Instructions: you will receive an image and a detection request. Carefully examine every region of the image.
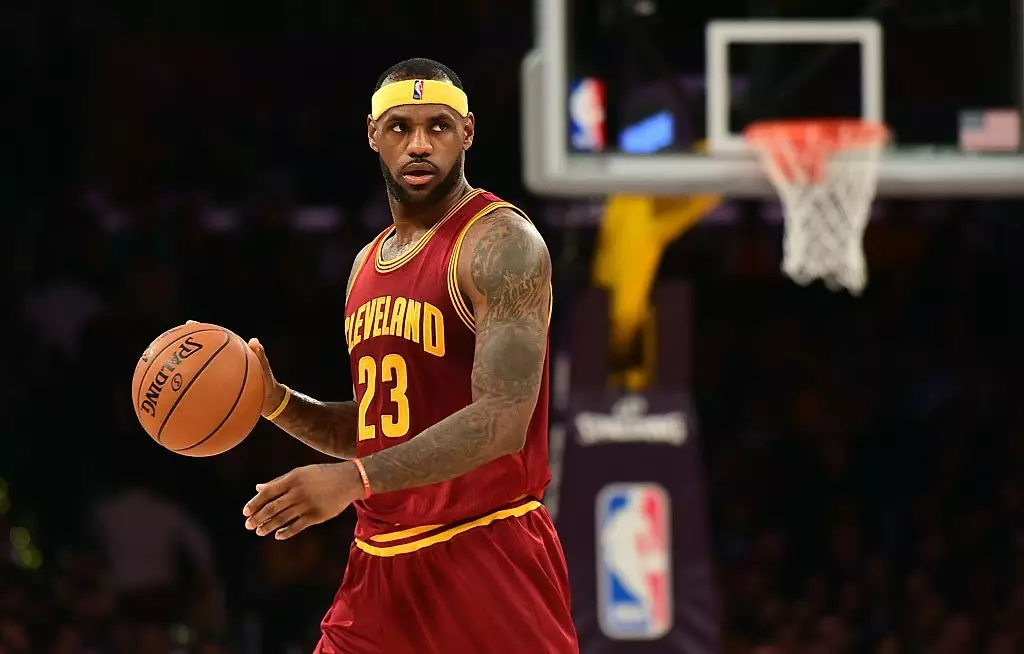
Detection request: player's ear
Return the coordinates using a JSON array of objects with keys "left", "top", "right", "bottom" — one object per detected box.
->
[
  {"left": 367, "top": 115, "right": 380, "bottom": 153},
  {"left": 462, "top": 112, "right": 476, "bottom": 151}
]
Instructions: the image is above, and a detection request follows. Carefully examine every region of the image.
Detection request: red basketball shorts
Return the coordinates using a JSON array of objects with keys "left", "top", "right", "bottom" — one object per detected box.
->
[{"left": 313, "top": 500, "right": 579, "bottom": 654}]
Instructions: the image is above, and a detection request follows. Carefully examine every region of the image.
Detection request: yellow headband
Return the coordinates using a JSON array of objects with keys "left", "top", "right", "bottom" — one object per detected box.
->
[{"left": 370, "top": 79, "right": 469, "bottom": 120}]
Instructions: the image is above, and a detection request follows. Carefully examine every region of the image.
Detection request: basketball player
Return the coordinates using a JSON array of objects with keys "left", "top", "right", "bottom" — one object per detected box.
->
[{"left": 240, "top": 58, "right": 579, "bottom": 653}]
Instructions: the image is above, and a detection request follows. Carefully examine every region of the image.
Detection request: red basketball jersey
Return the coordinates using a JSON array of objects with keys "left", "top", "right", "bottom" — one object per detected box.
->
[{"left": 343, "top": 188, "right": 552, "bottom": 540}]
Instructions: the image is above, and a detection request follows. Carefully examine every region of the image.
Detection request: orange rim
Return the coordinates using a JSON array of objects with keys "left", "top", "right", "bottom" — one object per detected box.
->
[{"left": 743, "top": 119, "right": 890, "bottom": 183}]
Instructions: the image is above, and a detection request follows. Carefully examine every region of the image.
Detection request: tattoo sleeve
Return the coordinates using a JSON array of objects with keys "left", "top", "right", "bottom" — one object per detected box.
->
[
  {"left": 270, "top": 393, "right": 358, "bottom": 459},
  {"left": 361, "top": 209, "right": 551, "bottom": 494},
  {"left": 267, "top": 242, "right": 373, "bottom": 460}
]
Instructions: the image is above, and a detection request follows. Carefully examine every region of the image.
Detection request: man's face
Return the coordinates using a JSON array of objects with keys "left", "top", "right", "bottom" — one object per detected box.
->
[{"left": 368, "top": 103, "right": 475, "bottom": 205}]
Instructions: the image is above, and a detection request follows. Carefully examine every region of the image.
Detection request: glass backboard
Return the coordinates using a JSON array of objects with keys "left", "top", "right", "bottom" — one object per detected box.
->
[{"left": 522, "top": 0, "right": 1024, "bottom": 196}]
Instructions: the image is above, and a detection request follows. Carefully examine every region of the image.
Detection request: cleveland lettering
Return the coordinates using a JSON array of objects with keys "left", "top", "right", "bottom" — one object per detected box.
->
[{"left": 344, "top": 296, "right": 446, "bottom": 357}]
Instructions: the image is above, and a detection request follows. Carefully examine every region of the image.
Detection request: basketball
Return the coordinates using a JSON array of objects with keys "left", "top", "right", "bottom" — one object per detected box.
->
[{"left": 131, "top": 322, "right": 264, "bottom": 457}]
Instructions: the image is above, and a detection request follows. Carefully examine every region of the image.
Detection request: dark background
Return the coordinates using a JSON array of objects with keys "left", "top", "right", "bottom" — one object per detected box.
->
[{"left": 3, "top": 1, "right": 1024, "bottom": 653}]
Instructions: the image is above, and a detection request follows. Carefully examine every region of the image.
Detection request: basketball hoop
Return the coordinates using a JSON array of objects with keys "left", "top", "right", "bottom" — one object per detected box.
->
[{"left": 744, "top": 119, "right": 890, "bottom": 295}]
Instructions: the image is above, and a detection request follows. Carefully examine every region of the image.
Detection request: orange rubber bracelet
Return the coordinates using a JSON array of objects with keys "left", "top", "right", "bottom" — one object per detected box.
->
[{"left": 351, "top": 458, "right": 372, "bottom": 499}]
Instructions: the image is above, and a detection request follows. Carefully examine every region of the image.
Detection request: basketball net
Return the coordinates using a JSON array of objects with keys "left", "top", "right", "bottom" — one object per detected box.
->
[{"left": 745, "top": 120, "right": 890, "bottom": 295}]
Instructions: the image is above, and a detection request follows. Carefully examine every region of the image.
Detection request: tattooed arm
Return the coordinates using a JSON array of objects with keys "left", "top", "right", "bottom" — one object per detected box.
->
[
  {"left": 241, "top": 211, "right": 551, "bottom": 539},
  {"left": 359, "top": 208, "right": 551, "bottom": 493},
  {"left": 263, "top": 389, "right": 359, "bottom": 459},
  {"left": 256, "top": 242, "right": 374, "bottom": 459}
]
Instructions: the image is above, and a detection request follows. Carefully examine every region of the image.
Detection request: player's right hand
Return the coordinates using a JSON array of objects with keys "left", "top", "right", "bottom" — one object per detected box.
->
[
  {"left": 184, "top": 320, "right": 285, "bottom": 417},
  {"left": 246, "top": 338, "right": 286, "bottom": 417}
]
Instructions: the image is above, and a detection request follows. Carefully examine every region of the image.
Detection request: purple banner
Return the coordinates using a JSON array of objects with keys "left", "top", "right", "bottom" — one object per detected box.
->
[{"left": 555, "top": 389, "right": 719, "bottom": 653}]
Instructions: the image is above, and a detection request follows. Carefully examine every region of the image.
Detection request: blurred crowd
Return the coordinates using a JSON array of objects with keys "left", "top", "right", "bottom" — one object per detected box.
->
[
  {"left": 687, "top": 208, "right": 1024, "bottom": 654},
  {"left": 1, "top": 184, "right": 364, "bottom": 653}
]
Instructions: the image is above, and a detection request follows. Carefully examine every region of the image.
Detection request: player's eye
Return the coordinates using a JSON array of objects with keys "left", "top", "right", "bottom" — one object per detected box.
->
[
  {"left": 390, "top": 123, "right": 406, "bottom": 133},
  {"left": 432, "top": 122, "right": 450, "bottom": 132}
]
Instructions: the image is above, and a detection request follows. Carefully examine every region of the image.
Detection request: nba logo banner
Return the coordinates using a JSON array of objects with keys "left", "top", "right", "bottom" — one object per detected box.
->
[
  {"left": 597, "top": 483, "right": 672, "bottom": 640},
  {"left": 412, "top": 79, "right": 425, "bottom": 100},
  {"left": 554, "top": 388, "right": 719, "bottom": 653}
]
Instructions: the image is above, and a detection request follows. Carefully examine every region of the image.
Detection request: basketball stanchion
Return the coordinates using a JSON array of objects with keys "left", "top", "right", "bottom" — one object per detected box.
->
[{"left": 744, "top": 119, "right": 891, "bottom": 295}]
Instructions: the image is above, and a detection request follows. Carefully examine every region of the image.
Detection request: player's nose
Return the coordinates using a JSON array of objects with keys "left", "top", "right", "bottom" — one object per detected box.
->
[{"left": 406, "top": 127, "right": 433, "bottom": 157}]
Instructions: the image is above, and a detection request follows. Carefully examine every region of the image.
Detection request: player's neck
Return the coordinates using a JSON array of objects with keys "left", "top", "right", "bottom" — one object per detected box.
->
[{"left": 389, "top": 180, "right": 473, "bottom": 242}]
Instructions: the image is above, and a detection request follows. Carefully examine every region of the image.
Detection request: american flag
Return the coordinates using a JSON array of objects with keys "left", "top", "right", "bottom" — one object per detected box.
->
[{"left": 959, "top": 109, "right": 1021, "bottom": 152}]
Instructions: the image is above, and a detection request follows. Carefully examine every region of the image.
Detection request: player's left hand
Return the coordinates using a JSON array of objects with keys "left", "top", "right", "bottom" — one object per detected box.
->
[{"left": 243, "top": 463, "right": 362, "bottom": 540}]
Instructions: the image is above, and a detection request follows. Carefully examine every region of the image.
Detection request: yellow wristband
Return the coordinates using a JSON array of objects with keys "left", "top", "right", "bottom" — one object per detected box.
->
[{"left": 265, "top": 385, "right": 292, "bottom": 421}]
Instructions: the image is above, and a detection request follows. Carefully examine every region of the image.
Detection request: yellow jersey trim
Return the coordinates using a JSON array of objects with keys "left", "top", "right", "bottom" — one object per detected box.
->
[
  {"left": 345, "top": 231, "right": 388, "bottom": 306},
  {"left": 374, "top": 188, "right": 485, "bottom": 274},
  {"left": 548, "top": 285, "right": 554, "bottom": 327},
  {"left": 445, "top": 201, "right": 517, "bottom": 332},
  {"left": 446, "top": 205, "right": 555, "bottom": 333},
  {"left": 354, "top": 500, "right": 543, "bottom": 557}
]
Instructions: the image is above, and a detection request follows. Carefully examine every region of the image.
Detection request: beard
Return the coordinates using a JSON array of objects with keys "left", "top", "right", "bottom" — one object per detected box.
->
[{"left": 380, "top": 152, "right": 464, "bottom": 206}]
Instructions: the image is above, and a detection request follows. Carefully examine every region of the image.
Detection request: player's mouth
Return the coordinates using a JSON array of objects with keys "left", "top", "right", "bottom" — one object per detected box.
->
[{"left": 401, "top": 163, "right": 438, "bottom": 185}]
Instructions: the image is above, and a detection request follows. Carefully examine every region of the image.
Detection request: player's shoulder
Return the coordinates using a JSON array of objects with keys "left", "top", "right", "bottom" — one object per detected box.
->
[
  {"left": 458, "top": 204, "right": 551, "bottom": 294},
  {"left": 465, "top": 204, "right": 547, "bottom": 253},
  {"left": 346, "top": 240, "right": 377, "bottom": 298},
  {"left": 352, "top": 240, "right": 375, "bottom": 272}
]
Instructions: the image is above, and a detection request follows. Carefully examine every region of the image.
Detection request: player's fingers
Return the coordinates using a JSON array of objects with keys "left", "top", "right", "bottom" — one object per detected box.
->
[
  {"left": 275, "top": 514, "right": 316, "bottom": 540},
  {"left": 247, "top": 338, "right": 273, "bottom": 376},
  {"left": 245, "top": 492, "right": 295, "bottom": 531},
  {"left": 242, "top": 479, "right": 288, "bottom": 517},
  {"left": 254, "top": 503, "right": 301, "bottom": 537},
  {"left": 257, "top": 469, "right": 292, "bottom": 490},
  {"left": 186, "top": 320, "right": 200, "bottom": 325}
]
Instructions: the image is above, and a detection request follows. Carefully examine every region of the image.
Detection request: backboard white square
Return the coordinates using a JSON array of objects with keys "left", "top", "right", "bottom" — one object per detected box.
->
[{"left": 706, "top": 20, "right": 883, "bottom": 154}]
